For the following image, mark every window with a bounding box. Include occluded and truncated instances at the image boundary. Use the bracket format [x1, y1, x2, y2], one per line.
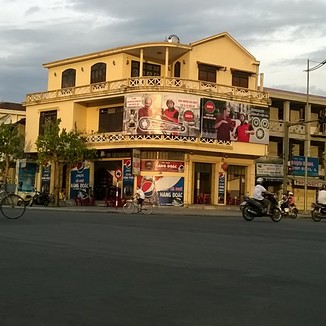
[39, 110, 57, 135]
[232, 71, 249, 88]
[91, 63, 106, 84]
[131, 61, 161, 77]
[174, 61, 181, 78]
[198, 64, 217, 83]
[61, 69, 76, 88]
[98, 107, 123, 132]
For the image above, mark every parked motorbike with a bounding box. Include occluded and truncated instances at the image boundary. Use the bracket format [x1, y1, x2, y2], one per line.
[240, 193, 282, 222]
[279, 198, 298, 219]
[311, 202, 326, 222]
[30, 191, 53, 207]
[17, 192, 34, 206]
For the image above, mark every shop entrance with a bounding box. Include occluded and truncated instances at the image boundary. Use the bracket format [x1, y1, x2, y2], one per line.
[94, 161, 121, 200]
[193, 163, 212, 204]
[227, 165, 246, 205]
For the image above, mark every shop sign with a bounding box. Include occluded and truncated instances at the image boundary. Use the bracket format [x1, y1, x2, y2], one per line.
[141, 160, 185, 173]
[218, 173, 226, 204]
[293, 179, 324, 188]
[256, 163, 283, 177]
[291, 156, 319, 176]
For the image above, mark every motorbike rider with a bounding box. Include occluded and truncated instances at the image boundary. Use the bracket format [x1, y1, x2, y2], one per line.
[253, 177, 273, 215]
[317, 185, 326, 205]
[288, 191, 295, 207]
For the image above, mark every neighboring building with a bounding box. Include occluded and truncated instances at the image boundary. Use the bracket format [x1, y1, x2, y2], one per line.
[0, 102, 26, 184]
[261, 88, 326, 210]
[23, 32, 272, 206]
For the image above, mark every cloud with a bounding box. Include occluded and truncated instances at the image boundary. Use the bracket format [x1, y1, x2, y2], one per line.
[1, 0, 326, 101]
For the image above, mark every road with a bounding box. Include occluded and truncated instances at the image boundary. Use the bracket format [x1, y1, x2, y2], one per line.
[0, 210, 325, 326]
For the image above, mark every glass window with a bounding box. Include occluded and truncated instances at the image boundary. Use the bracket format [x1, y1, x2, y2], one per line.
[91, 63, 106, 84]
[131, 61, 161, 77]
[198, 64, 217, 83]
[232, 71, 249, 88]
[61, 69, 76, 88]
[39, 110, 57, 135]
[98, 107, 123, 132]
[174, 61, 181, 78]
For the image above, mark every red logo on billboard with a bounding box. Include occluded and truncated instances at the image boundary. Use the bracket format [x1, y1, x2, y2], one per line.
[204, 101, 215, 113]
[183, 110, 194, 122]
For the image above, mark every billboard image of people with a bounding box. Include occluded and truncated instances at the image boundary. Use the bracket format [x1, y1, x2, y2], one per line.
[201, 98, 269, 144]
[124, 93, 200, 136]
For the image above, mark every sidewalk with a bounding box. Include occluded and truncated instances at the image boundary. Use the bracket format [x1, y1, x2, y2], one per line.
[26, 202, 312, 218]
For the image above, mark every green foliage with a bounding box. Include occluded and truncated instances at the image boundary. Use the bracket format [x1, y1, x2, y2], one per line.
[35, 119, 95, 166]
[0, 123, 25, 182]
[0, 123, 24, 158]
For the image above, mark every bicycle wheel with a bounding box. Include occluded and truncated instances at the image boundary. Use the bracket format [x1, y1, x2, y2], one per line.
[142, 203, 153, 215]
[123, 201, 135, 214]
[1, 194, 26, 219]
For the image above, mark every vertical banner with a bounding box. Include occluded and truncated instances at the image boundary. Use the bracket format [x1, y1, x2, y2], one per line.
[41, 166, 51, 193]
[70, 162, 90, 198]
[132, 149, 140, 175]
[218, 172, 226, 204]
[123, 159, 134, 198]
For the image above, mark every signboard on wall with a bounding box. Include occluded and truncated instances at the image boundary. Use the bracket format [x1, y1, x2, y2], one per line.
[132, 149, 140, 175]
[137, 175, 184, 206]
[141, 160, 185, 173]
[201, 98, 270, 144]
[291, 156, 319, 176]
[124, 93, 200, 137]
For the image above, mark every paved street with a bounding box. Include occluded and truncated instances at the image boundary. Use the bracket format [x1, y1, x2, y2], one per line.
[0, 208, 325, 326]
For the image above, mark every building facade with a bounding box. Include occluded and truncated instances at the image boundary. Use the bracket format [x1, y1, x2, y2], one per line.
[262, 88, 326, 210]
[23, 32, 273, 206]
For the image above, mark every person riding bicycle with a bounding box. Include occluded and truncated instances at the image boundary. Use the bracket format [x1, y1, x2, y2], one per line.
[135, 186, 145, 207]
[253, 177, 273, 215]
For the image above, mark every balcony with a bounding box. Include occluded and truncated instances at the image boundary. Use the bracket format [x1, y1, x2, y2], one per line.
[25, 77, 270, 106]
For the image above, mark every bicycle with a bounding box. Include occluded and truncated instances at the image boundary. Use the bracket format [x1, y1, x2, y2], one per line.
[123, 198, 153, 215]
[0, 184, 26, 219]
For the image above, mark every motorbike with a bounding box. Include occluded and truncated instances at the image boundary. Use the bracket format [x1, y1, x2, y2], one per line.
[17, 192, 34, 206]
[279, 197, 298, 219]
[311, 202, 326, 222]
[30, 190, 53, 207]
[240, 193, 282, 222]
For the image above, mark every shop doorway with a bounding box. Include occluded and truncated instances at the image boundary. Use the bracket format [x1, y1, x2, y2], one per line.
[94, 161, 121, 200]
[227, 165, 246, 205]
[193, 163, 212, 204]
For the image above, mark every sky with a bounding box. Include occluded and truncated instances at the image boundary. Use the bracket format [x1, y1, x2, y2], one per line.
[1, 0, 326, 103]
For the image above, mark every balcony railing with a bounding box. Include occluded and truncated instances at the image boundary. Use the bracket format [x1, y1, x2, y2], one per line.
[25, 77, 269, 105]
[86, 132, 232, 148]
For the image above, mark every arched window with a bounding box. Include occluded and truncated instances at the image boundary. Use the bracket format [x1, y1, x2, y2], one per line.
[91, 63, 106, 84]
[174, 61, 181, 78]
[61, 69, 76, 88]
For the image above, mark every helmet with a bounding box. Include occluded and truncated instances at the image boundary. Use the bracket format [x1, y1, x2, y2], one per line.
[288, 191, 293, 196]
[256, 177, 264, 184]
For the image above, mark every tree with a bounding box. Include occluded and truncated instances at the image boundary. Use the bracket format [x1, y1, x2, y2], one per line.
[0, 123, 24, 184]
[35, 119, 96, 206]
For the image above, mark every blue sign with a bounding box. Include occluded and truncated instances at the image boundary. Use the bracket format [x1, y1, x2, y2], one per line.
[291, 156, 319, 176]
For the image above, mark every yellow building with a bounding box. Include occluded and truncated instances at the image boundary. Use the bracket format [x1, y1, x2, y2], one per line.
[23, 32, 271, 206]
